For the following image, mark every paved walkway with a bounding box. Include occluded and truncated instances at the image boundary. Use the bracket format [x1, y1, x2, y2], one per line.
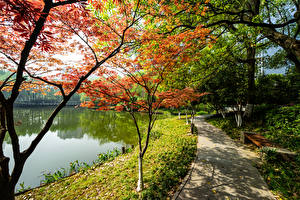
[173, 115, 275, 200]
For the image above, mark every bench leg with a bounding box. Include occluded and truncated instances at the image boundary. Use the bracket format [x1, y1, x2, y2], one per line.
[240, 132, 250, 144]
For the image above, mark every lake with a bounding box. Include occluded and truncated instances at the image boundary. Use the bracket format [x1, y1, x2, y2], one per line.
[4, 107, 148, 191]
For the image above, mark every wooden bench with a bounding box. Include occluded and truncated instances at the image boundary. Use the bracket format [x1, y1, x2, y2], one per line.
[240, 131, 297, 160]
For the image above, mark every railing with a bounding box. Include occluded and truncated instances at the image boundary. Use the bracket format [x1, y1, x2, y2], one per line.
[14, 101, 80, 107]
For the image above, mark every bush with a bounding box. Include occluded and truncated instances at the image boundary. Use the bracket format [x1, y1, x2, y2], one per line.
[264, 105, 300, 151]
[256, 74, 300, 105]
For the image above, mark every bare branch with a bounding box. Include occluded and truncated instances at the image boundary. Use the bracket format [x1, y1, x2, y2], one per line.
[59, 19, 99, 63]
[24, 69, 66, 98]
[0, 51, 19, 65]
[0, 72, 16, 91]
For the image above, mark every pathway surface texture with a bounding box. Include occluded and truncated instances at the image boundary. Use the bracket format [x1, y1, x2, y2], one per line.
[174, 115, 275, 200]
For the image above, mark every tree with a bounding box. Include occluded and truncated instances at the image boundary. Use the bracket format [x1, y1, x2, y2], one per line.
[79, 5, 211, 189]
[81, 69, 165, 192]
[198, 60, 248, 127]
[152, 0, 299, 119]
[0, 0, 142, 198]
[159, 88, 208, 132]
[256, 73, 300, 105]
[158, 0, 299, 71]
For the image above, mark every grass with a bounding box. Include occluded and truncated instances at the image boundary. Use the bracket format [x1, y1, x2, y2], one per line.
[17, 117, 197, 200]
[206, 105, 300, 200]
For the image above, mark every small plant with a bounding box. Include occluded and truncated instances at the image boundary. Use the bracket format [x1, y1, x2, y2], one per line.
[69, 160, 81, 174]
[40, 149, 123, 185]
[17, 182, 31, 193]
[150, 131, 162, 140]
[41, 168, 68, 184]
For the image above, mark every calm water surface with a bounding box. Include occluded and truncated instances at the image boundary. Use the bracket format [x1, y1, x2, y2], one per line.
[4, 107, 147, 190]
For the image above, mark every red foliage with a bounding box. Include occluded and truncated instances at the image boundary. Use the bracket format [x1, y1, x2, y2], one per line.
[159, 88, 209, 109]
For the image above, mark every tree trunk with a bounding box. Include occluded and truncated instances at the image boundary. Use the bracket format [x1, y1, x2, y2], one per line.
[235, 112, 243, 127]
[244, 104, 254, 118]
[136, 153, 143, 192]
[245, 45, 256, 118]
[190, 109, 195, 133]
[220, 109, 226, 118]
[178, 112, 181, 119]
[0, 104, 15, 200]
[185, 110, 188, 124]
[0, 157, 15, 200]
[262, 27, 300, 73]
[0, 181, 15, 200]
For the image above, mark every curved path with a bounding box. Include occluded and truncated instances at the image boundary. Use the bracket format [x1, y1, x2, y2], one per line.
[173, 115, 275, 200]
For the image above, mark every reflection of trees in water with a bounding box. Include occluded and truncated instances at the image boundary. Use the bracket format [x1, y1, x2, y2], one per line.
[50, 108, 82, 136]
[9, 108, 146, 145]
[56, 127, 84, 139]
[79, 110, 147, 145]
[6, 108, 52, 143]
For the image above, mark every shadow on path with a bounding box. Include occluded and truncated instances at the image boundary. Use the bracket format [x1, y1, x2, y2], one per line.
[174, 116, 275, 200]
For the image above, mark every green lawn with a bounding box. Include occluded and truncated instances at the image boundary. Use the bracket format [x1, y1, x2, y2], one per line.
[17, 117, 197, 200]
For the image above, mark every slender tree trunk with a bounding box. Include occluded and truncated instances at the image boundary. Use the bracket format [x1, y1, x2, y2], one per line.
[190, 109, 195, 134]
[136, 153, 143, 192]
[220, 109, 226, 118]
[233, 103, 243, 127]
[244, 43, 256, 118]
[129, 111, 145, 192]
[185, 109, 188, 124]
[235, 112, 243, 127]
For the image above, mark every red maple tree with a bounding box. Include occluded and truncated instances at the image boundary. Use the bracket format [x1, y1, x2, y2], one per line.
[80, 15, 211, 189]
[0, 0, 142, 198]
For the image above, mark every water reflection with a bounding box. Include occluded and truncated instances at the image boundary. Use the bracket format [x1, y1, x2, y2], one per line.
[5, 107, 148, 189]
[10, 107, 147, 144]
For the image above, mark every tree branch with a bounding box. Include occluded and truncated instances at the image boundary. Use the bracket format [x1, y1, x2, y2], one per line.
[52, 0, 87, 8]
[24, 69, 66, 98]
[0, 72, 16, 91]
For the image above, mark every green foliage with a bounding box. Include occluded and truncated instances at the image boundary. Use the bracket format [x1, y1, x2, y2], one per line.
[256, 74, 300, 105]
[17, 117, 197, 200]
[41, 169, 69, 185]
[208, 104, 300, 151]
[207, 115, 241, 139]
[41, 149, 122, 185]
[17, 182, 31, 193]
[258, 152, 300, 200]
[264, 105, 300, 151]
[9, 88, 81, 106]
[196, 44, 248, 111]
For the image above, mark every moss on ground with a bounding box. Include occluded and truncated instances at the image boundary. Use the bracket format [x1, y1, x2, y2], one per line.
[17, 117, 197, 200]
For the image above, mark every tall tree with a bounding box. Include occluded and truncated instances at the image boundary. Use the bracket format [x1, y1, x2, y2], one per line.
[79, 5, 211, 190]
[163, 0, 300, 71]
[0, 0, 142, 198]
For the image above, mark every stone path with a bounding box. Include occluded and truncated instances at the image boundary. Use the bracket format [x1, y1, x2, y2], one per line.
[173, 115, 275, 200]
